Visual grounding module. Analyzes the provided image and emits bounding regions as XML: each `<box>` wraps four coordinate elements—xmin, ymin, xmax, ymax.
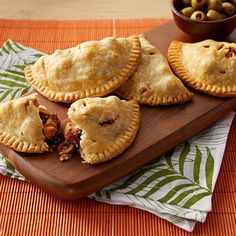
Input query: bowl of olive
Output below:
<box><xmin>171</xmin><ymin>0</ymin><xmax>236</xmax><ymax>39</ymax></box>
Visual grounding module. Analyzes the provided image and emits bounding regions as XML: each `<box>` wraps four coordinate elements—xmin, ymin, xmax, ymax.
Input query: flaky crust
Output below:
<box><xmin>116</xmin><ymin>36</ymin><xmax>193</xmax><ymax>105</ymax></box>
<box><xmin>68</xmin><ymin>96</ymin><xmax>140</xmax><ymax>164</ymax></box>
<box><xmin>168</xmin><ymin>40</ymin><xmax>236</xmax><ymax>97</ymax></box>
<box><xmin>0</xmin><ymin>94</ymin><xmax>48</xmax><ymax>153</ymax></box>
<box><xmin>25</xmin><ymin>36</ymin><xmax>141</xmax><ymax>103</ymax></box>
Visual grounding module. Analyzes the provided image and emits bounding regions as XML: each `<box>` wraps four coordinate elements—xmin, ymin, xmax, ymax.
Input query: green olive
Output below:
<box><xmin>181</xmin><ymin>7</ymin><xmax>195</xmax><ymax>17</ymax></box>
<box><xmin>207</xmin><ymin>0</ymin><xmax>223</xmax><ymax>12</ymax></box>
<box><xmin>207</xmin><ymin>9</ymin><xmax>223</xmax><ymax>20</ymax></box>
<box><xmin>191</xmin><ymin>0</ymin><xmax>207</xmax><ymax>10</ymax></box>
<box><xmin>222</xmin><ymin>2</ymin><xmax>235</xmax><ymax>16</ymax></box>
<box><xmin>220</xmin><ymin>13</ymin><xmax>227</xmax><ymax>18</ymax></box>
<box><xmin>182</xmin><ymin>0</ymin><xmax>192</xmax><ymax>6</ymax></box>
<box><xmin>190</xmin><ymin>10</ymin><xmax>207</xmax><ymax>20</ymax></box>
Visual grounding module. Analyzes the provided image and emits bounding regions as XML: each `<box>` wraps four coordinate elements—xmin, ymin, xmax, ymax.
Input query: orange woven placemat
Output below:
<box><xmin>0</xmin><ymin>19</ymin><xmax>235</xmax><ymax>236</ymax></box>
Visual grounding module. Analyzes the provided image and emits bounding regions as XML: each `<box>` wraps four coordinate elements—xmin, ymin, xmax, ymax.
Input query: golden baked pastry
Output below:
<box><xmin>115</xmin><ymin>36</ymin><xmax>193</xmax><ymax>105</ymax></box>
<box><xmin>25</xmin><ymin>36</ymin><xmax>141</xmax><ymax>103</ymax></box>
<box><xmin>0</xmin><ymin>94</ymin><xmax>61</xmax><ymax>153</ymax></box>
<box><xmin>168</xmin><ymin>40</ymin><xmax>236</xmax><ymax>97</ymax></box>
<box><xmin>66</xmin><ymin>96</ymin><xmax>140</xmax><ymax>164</ymax></box>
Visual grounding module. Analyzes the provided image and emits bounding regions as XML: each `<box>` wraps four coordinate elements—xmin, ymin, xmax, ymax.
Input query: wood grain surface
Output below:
<box><xmin>0</xmin><ymin>21</ymin><xmax>236</xmax><ymax>200</ymax></box>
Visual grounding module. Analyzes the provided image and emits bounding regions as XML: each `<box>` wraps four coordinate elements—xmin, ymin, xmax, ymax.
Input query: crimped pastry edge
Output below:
<box><xmin>0</xmin><ymin>131</ymin><xmax>48</xmax><ymax>153</ymax></box>
<box><xmin>115</xmin><ymin>89</ymin><xmax>193</xmax><ymax>106</ymax></box>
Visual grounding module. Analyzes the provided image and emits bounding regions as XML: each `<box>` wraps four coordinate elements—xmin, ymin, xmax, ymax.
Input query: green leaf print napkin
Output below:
<box><xmin>0</xmin><ymin>39</ymin><xmax>235</xmax><ymax>232</ymax></box>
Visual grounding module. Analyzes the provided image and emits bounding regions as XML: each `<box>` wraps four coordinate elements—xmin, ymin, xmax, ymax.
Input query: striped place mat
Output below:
<box><xmin>0</xmin><ymin>19</ymin><xmax>235</xmax><ymax>236</ymax></box>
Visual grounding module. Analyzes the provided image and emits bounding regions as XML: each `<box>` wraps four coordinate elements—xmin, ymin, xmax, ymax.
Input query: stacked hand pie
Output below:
<box><xmin>25</xmin><ymin>35</ymin><xmax>141</xmax><ymax>103</ymax></box>
<box><xmin>0</xmin><ymin>35</ymin><xmax>234</xmax><ymax>164</ymax></box>
<box><xmin>115</xmin><ymin>36</ymin><xmax>193</xmax><ymax>105</ymax></box>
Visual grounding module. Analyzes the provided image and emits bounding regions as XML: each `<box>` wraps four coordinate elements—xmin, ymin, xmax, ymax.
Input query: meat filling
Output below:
<box><xmin>57</xmin><ymin>122</ymin><xmax>82</xmax><ymax>161</ymax></box>
<box><xmin>39</xmin><ymin>106</ymin><xmax>81</xmax><ymax>161</ymax></box>
<box><xmin>39</xmin><ymin>106</ymin><xmax>63</xmax><ymax>152</ymax></box>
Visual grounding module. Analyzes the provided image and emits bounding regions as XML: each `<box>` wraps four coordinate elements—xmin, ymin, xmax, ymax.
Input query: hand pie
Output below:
<box><xmin>168</xmin><ymin>40</ymin><xmax>236</xmax><ymax>97</ymax></box>
<box><xmin>0</xmin><ymin>94</ymin><xmax>61</xmax><ymax>153</ymax></box>
<box><xmin>66</xmin><ymin>96</ymin><xmax>140</xmax><ymax>164</ymax></box>
<box><xmin>115</xmin><ymin>36</ymin><xmax>193</xmax><ymax>105</ymax></box>
<box><xmin>25</xmin><ymin>36</ymin><xmax>141</xmax><ymax>103</ymax></box>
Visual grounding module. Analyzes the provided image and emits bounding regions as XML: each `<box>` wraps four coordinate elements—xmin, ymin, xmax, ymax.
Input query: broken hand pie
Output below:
<box><xmin>25</xmin><ymin>36</ymin><xmax>141</xmax><ymax>103</ymax></box>
<box><xmin>67</xmin><ymin>96</ymin><xmax>140</xmax><ymax>164</ymax></box>
<box><xmin>115</xmin><ymin>36</ymin><xmax>193</xmax><ymax>105</ymax></box>
<box><xmin>0</xmin><ymin>94</ymin><xmax>60</xmax><ymax>153</ymax></box>
<box><xmin>168</xmin><ymin>40</ymin><xmax>236</xmax><ymax>97</ymax></box>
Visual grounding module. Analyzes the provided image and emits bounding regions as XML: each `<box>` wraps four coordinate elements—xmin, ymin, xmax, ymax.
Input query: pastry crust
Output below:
<box><xmin>67</xmin><ymin>96</ymin><xmax>141</xmax><ymax>164</ymax></box>
<box><xmin>116</xmin><ymin>36</ymin><xmax>193</xmax><ymax>105</ymax></box>
<box><xmin>0</xmin><ymin>94</ymin><xmax>49</xmax><ymax>153</ymax></box>
<box><xmin>168</xmin><ymin>40</ymin><xmax>236</xmax><ymax>97</ymax></box>
<box><xmin>25</xmin><ymin>36</ymin><xmax>141</xmax><ymax>103</ymax></box>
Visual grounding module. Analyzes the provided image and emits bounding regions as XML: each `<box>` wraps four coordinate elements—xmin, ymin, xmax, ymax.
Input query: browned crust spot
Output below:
<box><xmin>25</xmin><ymin>36</ymin><xmax>142</xmax><ymax>103</ymax></box>
<box><xmin>167</xmin><ymin>41</ymin><xmax>236</xmax><ymax>97</ymax></box>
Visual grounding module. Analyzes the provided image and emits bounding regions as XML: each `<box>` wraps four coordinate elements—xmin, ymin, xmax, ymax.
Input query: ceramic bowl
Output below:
<box><xmin>171</xmin><ymin>0</ymin><xmax>236</xmax><ymax>39</ymax></box>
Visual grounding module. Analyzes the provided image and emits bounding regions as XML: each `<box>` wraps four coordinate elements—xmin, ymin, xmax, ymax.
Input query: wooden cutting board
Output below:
<box><xmin>1</xmin><ymin>20</ymin><xmax>236</xmax><ymax>200</ymax></box>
